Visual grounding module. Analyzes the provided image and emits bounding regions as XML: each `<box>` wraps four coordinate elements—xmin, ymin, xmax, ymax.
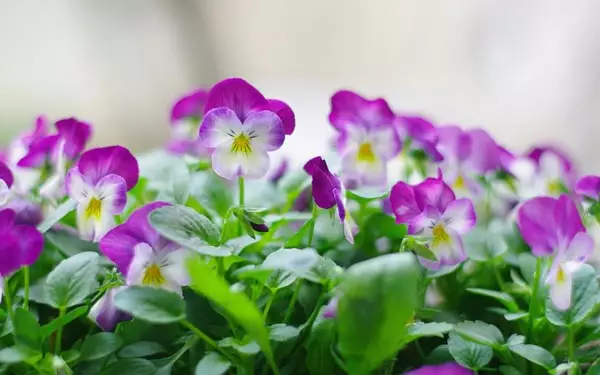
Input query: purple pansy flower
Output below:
<box><xmin>517</xmin><ymin>195</ymin><xmax>594</xmax><ymax>310</ymax></box>
<box><xmin>304</xmin><ymin>156</ymin><xmax>356</xmax><ymax>244</ymax></box>
<box><xmin>395</xmin><ymin>116</ymin><xmax>443</xmax><ymax>162</ymax></box>
<box><xmin>390</xmin><ymin>171</ymin><xmax>476</xmax><ymax>270</ymax></box>
<box><xmin>7</xmin><ymin>116</ymin><xmax>50</xmax><ymax>193</ymax></box>
<box><xmin>576</xmin><ymin>175</ymin><xmax>600</xmax><ymax>201</ymax></box>
<box><xmin>88</xmin><ymin>286</ymin><xmax>131</xmax><ymax>331</ymax></box>
<box><xmin>198</xmin><ymin>78</ymin><xmax>294</xmax><ymax>180</ymax></box>
<box><xmin>0</xmin><ymin>161</ymin><xmax>14</xmax><ymax>206</ymax></box>
<box><xmin>405</xmin><ymin>362</ymin><xmax>473</xmax><ymax>375</ymax></box>
<box><xmin>168</xmin><ymin>89</ymin><xmax>212</xmax><ymax>157</ymax></box>
<box><xmin>5</xmin><ymin>198</ymin><xmax>43</xmax><ymax>226</ymax></box>
<box><xmin>329</xmin><ymin>90</ymin><xmax>400</xmax><ymax>186</ymax></box>
<box><xmin>66</xmin><ymin>146</ymin><xmax>139</xmax><ymax>242</ymax></box>
<box><xmin>0</xmin><ymin>209</ymin><xmax>44</xmax><ymax>302</ymax></box>
<box><xmin>100</xmin><ymin>202</ymin><xmax>191</xmax><ymax>295</ymax></box>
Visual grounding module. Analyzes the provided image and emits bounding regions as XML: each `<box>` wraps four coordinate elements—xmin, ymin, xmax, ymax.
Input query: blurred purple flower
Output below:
<box><xmin>390</xmin><ymin>171</ymin><xmax>476</xmax><ymax>269</ymax></box>
<box><xmin>88</xmin><ymin>286</ymin><xmax>131</xmax><ymax>331</ymax></box>
<box><xmin>167</xmin><ymin>89</ymin><xmax>212</xmax><ymax>157</ymax></box>
<box><xmin>322</xmin><ymin>296</ymin><xmax>338</xmax><ymax>319</ymax></box>
<box><xmin>517</xmin><ymin>195</ymin><xmax>593</xmax><ymax>310</ymax></box>
<box><xmin>0</xmin><ymin>161</ymin><xmax>14</xmax><ymax>206</ymax></box>
<box><xmin>576</xmin><ymin>175</ymin><xmax>600</xmax><ymax>201</ymax></box>
<box><xmin>329</xmin><ymin>90</ymin><xmax>400</xmax><ymax>186</ymax></box>
<box><xmin>267</xmin><ymin>158</ymin><xmax>289</xmax><ymax>184</ymax></box>
<box><xmin>395</xmin><ymin>116</ymin><xmax>443</xmax><ymax>162</ymax></box>
<box><xmin>405</xmin><ymin>362</ymin><xmax>473</xmax><ymax>375</ymax></box>
<box><xmin>4</xmin><ymin>198</ymin><xmax>43</xmax><ymax>226</ymax></box>
<box><xmin>66</xmin><ymin>146</ymin><xmax>139</xmax><ymax>242</ymax></box>
<box><xmin>198</xmin><ymin>78</ymin><xmax>293</xmax><ymax>180</ymax></box>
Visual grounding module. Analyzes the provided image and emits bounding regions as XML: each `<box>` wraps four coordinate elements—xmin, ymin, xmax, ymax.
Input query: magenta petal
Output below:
<box><xmin>329</xmin><ymin>90</ymin><xmax>395</xmax><ymax>131</ymax></box>
<box><xmin>554</xmin><ymin>195</ymin><xmax>584</xmax><ymax>243</ymax></box>
<box><xmin>171</xmin><ymin>89</ymin><xmax>208</xmax><ymax>123</ymax></box>
<box><xmin>204</xmin><ymin>78</ymin><xmax>268</xmax><ymax>121</ymax></box>
<box><xmin>0</xmin><ymin>161</ymin><xmax>14</xmax><ymax>188</ymax></box>
<box><xmin>264</xmin><ymin>99</ymin><xmax>295</xmax><ymax>135</ymax></box>
<box><xmin>437</xmin><ymin>125</ymin><xmax>471</xmax><ymax>162</ymax></box>
<box><xmin>17</xmin><ymin>134</ymin><xmax>59</xmax><ymax>168</ymax></box>
<box><xmin>13</xmin><ymin>225</ymin><xmax>43</xmax><ymax>266</ymax></box>
<box><xmin>5</xmin><ymin>199</ymin><xmax>43</xmax><ymax>226</ymax></box>
<box><xmin>528</xmin><ymin>146</ymin><xmax>574</xmax><ymax>173</ymax></box>
<box><xmin>304</xmin><ymin>157</ymin><xmax>341</xmax><ymax>210</ymax></box>
<box><xmin>0</xmin><ymin>233</ymin><xmax>22</xmax><ymax>276</ymax></box>
<box><xmin>465</xmin><ymin>129</ymin><xmax>500</xmax><ymax>173</ymax></box>
<box><xmin>0</xmin><ymin>209</ymin><xmax>17</xmax><ymax>233</ymax></box>
<box><xmin>77</xmin><ymin>146</ymin><xmax>139</xmax><ymax>190</ymax></box>
<box><xmin>390</xmin><ymin>181</ymin><xmax>421</xmax><ymax>224</ymax></box>
<box><xmin>406</xmin><ymin>362</ymin><xmax>473</xmax><ymax>375</ymax></box>
<box><xmin>576</xmin><ymin>175</ymin><xmax>600</xmax><ymax>200</ymax></box>
<box><xmin>90</xmin><ymin>286</ymin><xmax>131</xmax><ymax>331</ymax></box>
<box><xmin>414</xmin><ymin>177</ymin><xmax>455</xmax><ymax>213</ymax></box>
<box><xmin>55</xmin><ymin>118</ymin><xmax>93</xmax><ymax>159</ymax></box>
<box><xmin>517</xmin><ymin>197</ymin><xmax>558</xmax><ymax>256</ymax></box>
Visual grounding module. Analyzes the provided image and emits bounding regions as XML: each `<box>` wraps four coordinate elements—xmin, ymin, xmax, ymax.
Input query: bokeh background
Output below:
<box><xmin>2</xmin><ymin>0</ymin><xmax>600</xmax><ymax>171</ymax></box>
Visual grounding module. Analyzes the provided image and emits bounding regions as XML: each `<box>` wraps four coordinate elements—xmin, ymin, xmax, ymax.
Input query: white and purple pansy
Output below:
<box><xmin>168</xmin><ymin>88</ymin><xmax>211</xmax><ymax>157</ymax></box>
<box><xmin>198</xmin><ymin>78</ymin><xmax>294</xmax><ymax>180</ymax></box>
<box><xmin>66</xmin><ymin>146</ymin><xmax>139</xmax><ymax>242</ymax></box>
<box><xmin>329</xmin><ymin>90</ymin><xmax>401</xmax><ymax>186</ymax></box>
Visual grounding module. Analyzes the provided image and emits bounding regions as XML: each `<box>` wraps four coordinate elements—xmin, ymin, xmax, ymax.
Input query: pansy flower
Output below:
<box><xmin>390</xmin><ymin>171</ymin><xmax>476</xmax><ymax>269</ymax></box>
<box><xmin>575</xmin><ymin>175</ymin><xmax>600</xmax><ymax>202</ymax></box>
<box><xmin>406</xmin><ymin>362</ymin><xmax>473</xmax><ymax>375</ymax></box>
<box><xmin>66</xmin><ymin>146</ymin><xmax>139</xmax><ymax>242</ymax></box>
<box><xmin>100</xmin><ymin>202</ymin><xmax>191</xmax><ymax>295</ymax></box>
<box><xmin>168</xmin><ymin>89</ymin><xmax>211</xmax><ymax>157</ymax></box>
<box><xmin>517</xmin><ymin>195</ymin><xmax>594</xmax><ymax>310</ymax></box>
<box><xmin>89</xmin><ymin>286</ymin><xmax>131</xmax><ymax>332</ymax></box>
<box><xmin>198</xmin><ymin>78</ymin><xmax>294</xmax><ymax>180</ymax></box>
<box><xmin>395</xmin><ymin>115</ymin><xmax>443</xmax><ymax>162</ymax></box>
<box><xmin>329</xmin><ymin>90</ymin><xmax>400</xmax><ymax>186</ymax></box>
<box><xmin>304</xmin><ymin>156</ymin><xmax>356</xmax><ymax>244</ymax></box>
<box><xmin>0</xmin><ymin>209</ymin><xmax>44</xmax><ymax>302</ymax></box>
<box><xmin>0</xmin><ymin>161</ymin><xmax>14</xmax><ymax>206</ymax></box>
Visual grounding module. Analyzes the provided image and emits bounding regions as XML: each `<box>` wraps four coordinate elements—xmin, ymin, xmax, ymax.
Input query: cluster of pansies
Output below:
<box><xmin>0</xmin><ymin>77</ymin><xmax>600</xmax><ymax>375</ymax></box>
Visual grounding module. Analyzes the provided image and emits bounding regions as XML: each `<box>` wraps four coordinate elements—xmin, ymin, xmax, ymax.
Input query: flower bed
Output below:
<box><xmin>0</xmin><ymin>78</ymin><xmax>599</xmax><ymax>374</ymax></box>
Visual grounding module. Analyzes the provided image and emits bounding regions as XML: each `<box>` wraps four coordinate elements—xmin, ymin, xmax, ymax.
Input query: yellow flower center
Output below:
<box><xmin>231</xmin><ymin>133</ymin><xmax>252</xmax><ymax>154</ymax></box>
<box><xmin>454</xmin><ymin>175</ymin><xmax>466</xmax><ymax>190</ymax></box>
<box><xmin>85</xmin><ymin>197</ymin><xmax>102</xmax><ymax>220</ymax></box>
<box><xmin>556</xmin><ymin>265</ymin><xmax>566</xmax><ymax>284</ymax></box>
<box><xmin>431</xmin><ymin>224</ymin><xmax>450</xmax><ymax>247</ymax></box>
<box><xmin>357</xmin><ymin>142</ymin><xmax>376</xmax><ymax>163</ymax></box>
<box><xmin>547</xmin><ymin>179</ymin><xmax>563</xmax><ymax>195</ymax></box>
<box><xmin>142</xmin><ymin>263</ymin><xmax>166</xmax><ymax>286</ymax></box>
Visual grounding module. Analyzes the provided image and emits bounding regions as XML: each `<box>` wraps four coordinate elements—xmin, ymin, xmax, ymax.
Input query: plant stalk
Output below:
<box><xmin>526</xmin><ymin>258</ymin><xmax>543</xmax><ymax>344</ymax></box>
<box><xmin>181</xmin><ymin>320</ymin><xmax>236</xmax><ymax>363</ymax></box>
<box><xmin>3</xmin><ymin>277</ymin><xmax>14</xmax><ymax>327</ymax></box>
<box><xmin>55</xmin><ymin>307</ymin><xmax>66</xmax><ymax>354</ymax></box>
<box><xmin>23</xmin><ymin>267</ymin><xmax>30</xmax><ymax>310</ymax></box>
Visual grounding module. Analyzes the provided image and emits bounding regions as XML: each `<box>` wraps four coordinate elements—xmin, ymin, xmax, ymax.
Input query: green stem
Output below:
<box><xmin>283</xmin><ymin>280</ymin><xmax>302</xmax><ymax>323</ymax></box>
<box><xmin>526</xmin><ymin>258</ymin><xmax>543</xmax><ymax>344</ymax></box>
<box><xmin>307</xmin><ymin>204</ymin><xmax>318</xmax><ymax>247</ymax></box>
<box><xmin>55</xmin><ymin>307</ymin><xmax>66</xmax><ymax>354</ymax></box>
<box><xmin>22</xmin><ymin>267</ymin><xmax>30</xmax><ymax>310</ymax></box>
<box><xmin>238</xmin><ymin>177</ymin><xmax>245</xmax><ymax>207</ymax></box>
<box><xmin>3</xmin><ymin>277</ymin><xmax>14</xmax><ymax>327</ymax></box>
<box><xmin>492</xmin><ymin>261</ymin><xmax>506</xmax><ymax>292</ymax></box>
<box><xmin>181</xmin><ymin>320</ymin><xmax>236</xmax><ymax>363</ymax></box>
<box><xmin>262</xmin><ymin>291</ymin><xmax>277</xmax><ymax>322</ymax></box>
<box><xmin>568</xmin><ymin>326</ymin><xmax>577</xmax><ymax>374</ymax></box>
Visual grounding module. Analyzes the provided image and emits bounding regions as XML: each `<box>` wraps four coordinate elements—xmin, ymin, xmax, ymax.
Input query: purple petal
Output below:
<box><xmin>17</xmin><ymin>134</ymin><xmax>59</xmax><ymax>168</ymax></box>
<box><xmin>554</xmin><ymin>195</ymin><xmax>585</xmax><ymax>244</ymax></box>
<box><xmin>243</xmin><ymin>110</ymin><xmax>285</xmax><ymax>151</ymax></box>
<box><xmin>66</xmin><ymin>168</ymin><xmax>92</xmax><ymax>202</ymax></box>
<box><xmin>517</xmin><ymin>197</ymin><xmax>559</xmax><ymax>256</ymax></box>
<box><xmin>437</xmin><ymin>125</ymin><xmax>471</xmax><ymax>163</ymax></box>
<box><xmin>5</xmin><ymin>199</ymin><xmax>43</xmax><ymax>226</ymax></box>
<box><xmin>267</xmin><ymin>158</ymin><xmax>288</xmax><ymax>184</ymax></box>
<box><xmin>406</xmin><ymin>362</ymin><xmax>473</xmax><ymax>375</ymax></box>
<box><xmin>576</xmin><ymin>175</ymin><xmax>600</xmax><ymax>200</ymax></box>
<box><xmin>528</xmin><ymin>146</ymin><xmax>574</xmax><ymax>173</ymax></box>
<box><xmin>0</xmin><ymin>233</ymin><xmax>22</xmax><ymax>276</ymax></box>
<box><xmin>323</xmin><ymin>296</ymin><xmax>338</xmax><ymax>319</ymax></box>
<box><xmin>204</xmin><ymin>78</ymin><xmax>268</xmax><ymax>121</ymax></box>
<box><xmin>414</xmin><ymin>176</ymin><xmax>455</xmax><ymax>213</ymax></box>
<box><xmin>96</xmin><ymin>174</ymin><xmax>128</xmax><ymax>215</ymax></box>
<box><xmin>199</xmin><ymin>108</ymin><xmax>242</xmax><ymax>148</ymax></box>
<box><xmin>171</xmin><ymin>89</ymin><xmax>208</xmax><ymax>123</ymax></box>
<box><xmin>304</xmin><ymin>157</ymin><xmax>341</xmax><ymax>210</ymax></box>
<box><xmin>55</xmin><ymin>118</ymin><xmax>93</xmax><ymax>159</ymax></box>
<box><xmin>77</xmin><ymin>146</ymin><xmax>139</xmax><ymax>190</ymax></box>
<box><xmin>89</xmin><ymin>286</ymin><xmax>131</xmax><ymax>331</ymax></box>
<box><xmin>565</xmin><ymin>232</ymin><xmax>594</xmax><ymax>263</ymax></box>
<box><xmin>390</xmin><ymin>181</ymin><xmax>421</xmax><ymax>224</ymax></box>
<box><xmin>12</xmin><ymin>225</ymin><xmax>43</xmax><ymax>266</ymax></box>
<box><xmin>396</xmin><ymin>115</ymin><xmax>444</xmax><ymax>162</ymax></box>
<box><xmin>442</xmin><ymin>198</ymin><xmax>476</xmax><ymax>234</ymax></box>
<box><xmin>263</xmin><ymin>99</ymin><xmax>295</xmax><ymax>135</ymax></box>
<box><xmin>0</xmin><ymin>209</ymin><xmax>16</xmax><ymax>234</ymax></box>
<box><xmin>99</xmin><ymin>202</ymin><xmax>170</xmax><ymax>275</ymax></box>
<box><xmin>0</xmin><ymin>161</ymin><xmax>14</xmax><ymax>188</ymax></box>
<box><xmin>329</xmin><ymin>90</ymin><xmax>395</xmax><ymax>131</ymax></box>
<box><xmin>498</xmin><ymin>145</ymin><xmax>516</xmax><ymax>172</ymax></box>
<box><xmin>465</xmin><ymin>129</ymin><xmax>500</xmax><ymax>174</ymax></box>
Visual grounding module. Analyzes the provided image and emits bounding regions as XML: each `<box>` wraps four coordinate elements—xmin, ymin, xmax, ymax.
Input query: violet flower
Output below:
<box><xmin>395</xmin><ymin>116</ymin><xmax>443</xmax><ymax>162</ymax></box>
<box><xmin>304</xmin><ymin>156</ymin><xmax>356</xmax><ymax>244</ymax></box>
<box><xmin>517</xmin><ymin>195</ymin><xmax>594</xmax><ymax>310</ymax></box>
<box><xmin>99</xmin><ymin>202</ymin><xmax>191</xmax><ymax>295</ymax></box>
<box><xmin>0</xmin><ymin>209</ymin><xmax>44</xmax><ymax>302</ymax></box>
<box><xmin>168</xmin><ymin>89</ymin><xmax>212</xmax><ymax>157</ymax></box>
<box><xmin>575</xmin><ymin>175</ymin><xmax>600</xmax><ymax>201</ymax></box>
<box><xmin>329</xmin><ymin>90</ymin><xmax>400</xmax><ymax>186</ymax></box>
<box><xmin>405</xmin><ymin>362</ymin><xmax>473</xmax><ymax>375</ymax></box>
<box><xmin>66</xmin><ymin>146</ymin><xmax>139</xmax><ymax>242</ymax></box>
<box><xmin>198</xmin><ymin>78</ymin><xmax>294</xmax><ymax>180</ymax></box>
<box><xmin>0</xmin><ymin>161</ymin><xmax>14</xmax><ymax>206</ymax></box>
<box><xmin>88</xmin><ymin>286</ymin><xmax>131</xmax><ymax>331</ymax></box>
<box><xmin>390</xmin><ymin>171</ymin><xmax>476</xmax><ymax>270</ymax></box>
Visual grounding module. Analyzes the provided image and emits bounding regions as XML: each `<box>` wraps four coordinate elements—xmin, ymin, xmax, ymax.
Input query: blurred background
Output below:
<box><xmin>2</xmin><ymin>0</ymin><xmax>600</xmax><ymax>171</ymax></box>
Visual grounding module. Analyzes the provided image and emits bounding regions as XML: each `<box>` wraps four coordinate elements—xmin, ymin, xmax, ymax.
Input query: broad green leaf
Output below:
<box><xmin>499</xmin><ymin>365</ymin><xmax>524</xmax><ymax>375</ymax></box>
<box><xmin>588</xmin><ymin>359</ymin><xmax>600</xmax><ymax>375</ymax></box>
<box><xmin>337</xmin><ymin>253</ymin><xmax>421</xmax><ymax>375</ymax></box>
<box><xmin>466</xmin><ymin>288</ymin><xmax>519</xmax><ymax>311</ymax></box>
<box><xmin>507</xmin><ymin>334</ymin><xmax>526</xmax><ymax>346</ymax></box>
<box><xmin>187</xmin><ymin>257</ymin><xmax>275</xmax><ymax>369</ymax></box>
<box><xmin>40</xmin><ymin>305</ymin><xmax>88</xmax><ymax>338</ymax></box>
<box><xmin>0</xmin><ymin>346</ymin><xmax>40</xmax><ymax>364</ymax></box>
<box><xmin>509</xmin><ymin>344</ymin><xmax>556</xmax><ymax>370</ymax></box>
<box><xmin>306</xmin><ymin>313</ymin><xmax>337</xmax><ymax>375</ymax></box>
<box><xmin>149</xmin><ymin>205</ymin><xmax>227</xmax><ymax>256</ymax></box>
<box><xmin>45</xmin><ymin>252</ymin><xmax>100</xmax><ymax>308</ymax></box>
<box><xmin>262</xmin><ymin>248</ymin><xmax>321</xmax><ymax>281</ymax></box>
<box><xmin>550</xmin><ymin>363</ymin><xmax>575</xmax><ymax>375</ymax></box>
<box><xmin>269</xmin><ymin>324</ymin><xmax>301</xmax><ymax>342</ymax></box>
<box><xmin>100</xmin><ymin>358</ymin><xmax>156</xmax><ymax>375</ymax></box>
<box><xmin>405</xmin><ymin>322</ymin><xmax>453</xmax><ymax>341</ymax></box>
<box><xmin>504</xmin><ymin>312</ymin><xmax>528</xmax><ymax>322</ymax></box>
<box><xmin>114</xmin><ymin>286</ymin><xmax>185</xmax><ymax>324</ymax></box>
<box><xmin>464</xmin><ymin>228</ymin><xmax>507</xmax><ymax>261</ymax></box>
<box><xmin>13</xmin><ymin>308</ymin><xmax>42</xmax><ymax>351</ymax></box>
<box><xmin>426</xmin><ymin>344</ymin><xmax>454</xmax><ymax>364</ymax></box>
<box><xmin>118</xmin><ymin>342</ymin><xmax>166</xmax><ymax>358</ymax></box>
<box><xmin>401</xmin><ymin>237</ymin><xmax>437</xmax><ymax>261</ymax></box>
<box><xmin>346</xmin><ymin>186</ymin><xmax>388</xmax><ymax>203</ymax></box>
<box><xmin>448</xmin><ymin>331</ymin><xmax>493</xmax><ymax>370</ymax></box>
<box><xmin>218</xmin><ymin>338</ymin><xmax>260</xmax><ymax>355</ymax></box>
<box><xmin>426</xmin><ymin>264</ymin><xmax>460</xmax><ymax>279</ymax></box>
<box><xmin>79</xmin><ymin>333</ymin><xmax>123</xmax><ymax>362</ymax></box>
<box><xmin>518</xmin><ymin>253</ymin><xmax>537</xmax><ymax>284</ymax></box>
<box><xmin>189</xmin><ymin>172</ymin><xmax>233</xmax><ymax>217</ymax></box>
<box><xmin>454</xmin><ymin>321</ymin><xmax>504</xmax><ymax>349</ymax></box>
<box><xmin>545</xmin><ymin>264</ymin><xmax>600</xmax><ymax>326</ymax></box>
<box><xmin>45</xmin><ymin>230</ymin><xmax>98</xmax><ymax>258</ymax></box>
<box><xmin>284</xmin><ymin>218</ymin><xmax>314</xmax><ymax>248</ymax></box>
<box><xmin>37</xmin><ymin>199</ymin><xmax>77</xmax><ymax>233</ymax></box>
<box><xmin>194</xmin><ymin>352</ymin><xmax>231</xmax><ymax>375</ymax></box>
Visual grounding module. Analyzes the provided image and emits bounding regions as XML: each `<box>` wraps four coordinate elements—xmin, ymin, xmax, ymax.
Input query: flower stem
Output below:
<box><xmin>307</xmin><ymin>204</ymin><xmax>318</xmax><ymax>247</ymax></box>
<box><xmin>238</xmin><ymin>177</ymin><xmax>245</xmax><ymax>207</ymax></box>
<box><xmin>181</xmin><ymin>320</ymin><xmax>236</xmax><ymax>363</ymax></box>
<box><xmin>55</xmin><ymin>307</ymin><xmax>66</xmax><ymax>354</ymax></box>
<box><xmin>262</xmin><ymin>290</ymin><xmax>277</xmax><ymax>322</ymax></box>
<box><xmin>526</xmin><ymin>258</ymin><xmax>543</xmax><ymax>343</ymax></box>
<box><xmin>492</xmin><ymin>260</ymin><xmax>506</xmax><ymax>292</ymax></box>
<box><xmin>23</xmin><ymin>267</ymin><xmax>30</xmax><ymax>310</ymax></box>
<box><xmin>283</xmin><ymin>280</ymin><xmax>302</xmax><ymax>323</ymax></box>
<box><xmin>3</xmin><ymin>277</ymin><xmax>14</xmax><ymax>327</ymax></box>
<box><xmin>568</xmin><ymin>326</ymin><xmax>577</xmax><ymax>374</ymax></box>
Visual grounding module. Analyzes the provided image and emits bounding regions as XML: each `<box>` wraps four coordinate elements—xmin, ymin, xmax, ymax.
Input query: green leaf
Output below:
<box><xmin>118</xmin><ymin>342</ymin><xmax>166</xmax><ymax>358</ymax></box>
<box><xmin>464</xmin><ymin>228</ymin><xmax>507</xmax><ymax>261</ymax></box>
<box><xmin>149</xmin><ymin>205</ymin><xmax>226</xmax><ymax>256</ymax></box>
<box><xmin>79</xmin><ymin>333</ymin><xmax>123</xmax><ymax>362</ymax></box>
<box><xmin>45</xmin><ymin>252</ymin><xmax>100</xmax><ymax>308</ymax></box>
<box><xmin>454</xmin><ymin>321</ymin><xmax>504</xmax><ymax>349</ymax></box>
<box><xmin>337</xmin><ymin>253</ymin><xmax>421</xmax><ymax>375</ymax></box>
<box><xmin>218</xmin><ymin>338</ymin><xmax>260</xmax><ymax>355</ymax></box>
<box><xmin>507</xmin><ymin>334</ymin><xmax>526</xmax><ymax>346</ymax></box>
<box><xmin>405</xmin><ymin>322</ymin><xmax>453</xmax><ymax>341</ymax></box>
<box><xmin>426</xmin><ymin>264</ymin><xmax>461</xmax><ymax>279</ymax></box>
<box><xmin>114</xmin><ymin>286</ymin><xmax>185</xmax><ymax>324</ymax></box>
<box><xmin>262</xmin><ymin>248</ymin><xmax>321</xmax><ymax>282</ymax></box>
<box><xmin>13</xmin><ymin>308</ymin><xmax>42</xmax><ymax>351</ymax></box>
<box><xmin>550</xmin><ymin>363</ymin><xmax>575</xmax><ymax>375</ymax></box>
<box><xmin>545</xmin><ymin>264</ymin><xmax>600</xmax><ymax>326</ymax></box>
<box><xmin>190</xmin><ymin>172</ymin><xmax>233</xmax><ymax>217</ymax></box>
<box><xmin>401</xmin><ymin>237</ymin><xmax>437</xmax><ymax>261</ymax></box>
<box><xmin>186</xmin><ymin>257</ymin><xmax>275</xmax><ymax>369</ymax></box>
<box><xmin>45</xmin><ymin>230</ymin><xmax>98</xmax><ymax>258</ymax></box>
<box><xmin>448</xmin><ymin>331</ymin><xmax>493</xmax><ymax>370</ymax></box>
<box><xmin>0</xmin><ymin>346</ymin><xmax>40</xmax><ymax>364</ymax></box>
<box><xmin>509</xmin><ymin>344</ymin><xmax>556</xmax><ymax>370</ymax></box>
<box><xmin>269</xmin><ymin>324</ymin><xmax>301</xmax><ymax>342</ymax></box>
<box><xmin>172</xmin><ymin>167</ymin><xmax>191</xmax><ymax>205</ymax></box>
<box><xmin>466</xmin><ymin>288</ymin><xmax>519</xmax><ymax>311</ymax></box>
<box><xmin>499</xmin><ymin>365</ymin><xmax>524</xmax><ymax>375</ymax></box>
<box><xmin>346</xmin><ymin>186</ymin><xmax>388</xmax><ymax>203</ymax></box>
<box><xmin>588</xmin><ymin>359</ymin><xmax>600</xmax><ymax>375</ymax></box>
<box><xmin>518</xmin><ymin>253</ymin><xmax>537</xmax><ymax>284</ymax></box>
<box><xmin>40</xmin><ymin>305</ymin><xmax>88</xmax><ymax>338</ymax></box>
<box><xmin>194</xmin><ymin>352</ymin><xmax>231</xmax><ymax>375</ymax></box>
<box><xmin>504</xmin><ymin>312</ymin><xmax>529</xmax><ymax>322</ymax></box>
<box><xmin>100</xmin><ymin>358</ymin><xmax>156</xmax><ymax>375</ymax></box>
<box><xmin>284</xmin><ymin>218</ymin><xmax>314</xmax><ymax>248</ymax></box>
<box><xmin>37</xmin><ymin>199</ymin><xmax>77</xmax><ymax>233</ymax></box>
<box><xmin>306</xmin><ymin>312</ymin><xmax>337</xmax><ymax>375</ymax></box>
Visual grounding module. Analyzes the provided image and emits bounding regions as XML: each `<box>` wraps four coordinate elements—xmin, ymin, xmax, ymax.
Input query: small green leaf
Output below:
<box><xmin>79</xmin><ymin>333</ymin><xmax>123</xmax><ymax>362</ymax></box>
<box><xmin>504</xmin><ymin>312</ymin><xmax>528</xmax><ymax>322</ymax></box>
<box><xmin>37</xmin><ymin>199</ymin><xmax>77</xmax><ymax>233</ymax></box>
<box><xmin>0</xmin><ymin>346</ymin><xmax>40</xmax><ymax>364</ymax></box>
<box><xmin>464</xmin><ymin>228</ymin><xmax>507</xmax><ymax>261</ymax></box>
<box><xmin>588</xmin><ymin>359</ymin><xmax>600</xmax><ymax>375</ymax></box>
<box><xmin>507</xmin><ymin>334</ymin><xmax>526</xmax><ymax>346</ymax></box>
<box><xmin>194</xmin><ymin>352</ymin><xmax>231</xmax><ymax>375</ymax></box>
<box><xmin>401</xmin><ymin>237</ymin><xmax>437</xmax><ymax>261</ymax></box>
<box><xmin>13</xmin><ymin>308</ymin><xmax>42</xmax><ymax>351</ymax></box>
<box><xmin>45</xmin><ymin>252</ymin><xmax>100</xmax><ymax>308</ymax></box>
<box><xmin>454</xmin><ymin>321</ymin><xmax>504</xmax><ymax>348</ymax></box>
<box><xmin>405</xmin><ymin>322</ymin><xmax>453</xmax><ymax>341</ymax></box>
<box><xmin>426</xmin><ymin>264</ymin><xmax>461</xmax><ymax>279</ymax></box>
<box><xmin>100</xmin><ymin>358</ymin><xmax>156</xmax><ymax>375</ymax></box>
<box><xmin>306</xmin><ymin>313</ymin><xmax>337</xmax><ymax>375</ymax></box>
<box><xmin>448</xmin><ymin>331</ymin><xmax>493</xmax><ymax>370</ymax></box>
<box><xmin>346</xmin><ymin>187</ymin><xmax>388</xmax><ymax>203</ymax></box>
<box><xmin>284</xmin><ymin>218</ymin><xmax>314</xmax><ymax>248</ymax></box>
<box><xmin>118</xmin><ymin>342</ymin><xmax>165</xmax><ymax>358</ymax></box>
<box><xmin>262</xmin><ymin>248</ymin><xmax>321</xmax><ymax>282</ymax></box>
<box><xmin>509</xmin><ymin>344</ymin><xmax>556</xmax><ymax>370</ymax></box>
<box><xmin>269</xmin><ymin>324</ymin><xmax>301</xmax><ymax>342</ymax></box>
<box><xmin>114</xmin><ymin>286</ymin><xmax>185</xmax><ymax>324</ymax></box>
<box><xmin>218</xmin><ymin>338</ymin><xmax>260</xmax><ymax>355</ymax></box>
<box><xmin>550</xmin><ymin>363</ymin><xmax>575</xmax><ymax>375</ymax></box>
<box><xmin>40</xmin><ymin>305</ymin><xmax>88</xmax><ymax>338</ymax></box>
<box><xmin>467</xmin><ymin>288</ymin><xmax>519</xmax><ymax>311</ymax></box>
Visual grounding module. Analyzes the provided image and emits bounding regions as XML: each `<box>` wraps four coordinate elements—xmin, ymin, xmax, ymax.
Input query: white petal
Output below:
<box><xmin>39</xmin><ymin>173</ymin><xmax>64</xmax><ymax>200</ymax></box>
<box><xmin>509</xmin><ymin>158</ymin><xmax>537</xmax><ymax>182</ymax></box>
<box><xmin>539</xmin><ymin>152</ymin><xmax>564</xmax><ymax>179</ymax></box>
<box><xmin>212</xmin><ymin>143</ymin><xmax>270</xmax><ymax>180</ymax></box>
<box><xmin>368</xmin><ymin>126</ymin><xmax>399</xmax><ymax>160</ymax></box>
<box><xmin>549</xmin><ymin>265</ymin><xmax>573</xmax><ymax>311</ymax></box>
<box><xmin>76</xmin><ymin>199</ymin><xmax>96</xmax><ymax>241</ymax></box>
<box><xmin>67</xmin><ymin>169</ymin><xmax>92</xmax><ymax>202</ymax></box>
<box><xmin>126</xmin><ymin>243</ymin><xmax>155</xmax><ymax>286</ymax></box>
<box><xmin>93</xmin><ymin>207</ymin><xmax>116</xmax><ymax>242</ymax></box>
<box><xmin>442</xmin><ymin>198</ymin><xmax>476</xmax><ymax>234</ymax></box>
<box><xmin>0</xmin><ymin>180</ymin><xmax>10</xmax><ymax>206</ymax></box>
<box><xmin>160</xmin><ymin>249</ymin><xmax>191</xmax><ymax>287</ymax></box>
<box><xmin>565</xmin><ymin>232</ymin><xmax>594</xmax><ymax>263</ymax></box>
